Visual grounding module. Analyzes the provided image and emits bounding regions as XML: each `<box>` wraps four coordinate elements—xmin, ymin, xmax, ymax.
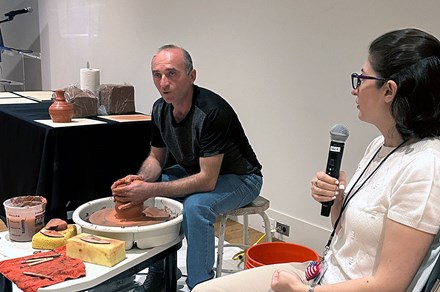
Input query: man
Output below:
<box><xmin>111</xmin><ymin>44</ymin><xmax>263</xmax><ymax>290</ymax></box>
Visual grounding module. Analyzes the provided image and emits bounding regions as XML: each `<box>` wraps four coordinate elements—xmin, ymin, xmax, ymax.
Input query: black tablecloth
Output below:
<box><xmin>0</xmin><ymin>102</ymin><xmax>151</xmax><ymax>220</ymax></box>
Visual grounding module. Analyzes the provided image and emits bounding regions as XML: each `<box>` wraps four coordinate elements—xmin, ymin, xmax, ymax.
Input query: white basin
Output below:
<box><xmin>72</xmin><ymin>197</ymin><xmax>183</xmax><ymax>250</ymax></box>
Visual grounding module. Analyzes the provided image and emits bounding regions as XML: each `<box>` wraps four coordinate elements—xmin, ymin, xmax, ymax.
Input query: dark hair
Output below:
<box><xmin>157</xmin><ymin>44</ymin><xmax>193</xmax><ymax>75</ymax></box>
<box><xmin>369</xmin><ymin>28</ymin><xmax>440</xmax><ymax>139</ymax></box>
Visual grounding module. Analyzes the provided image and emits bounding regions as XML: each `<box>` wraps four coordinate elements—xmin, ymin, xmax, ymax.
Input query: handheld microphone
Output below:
<box><xmin>4</xmin><ymin>7</ymin><xmax>33</xmax><ymax>20</ymax></box>
<box><xmin>320</xmin><ymin>124</ymin><xmax>349</xmax><ymax>217</ymax></box>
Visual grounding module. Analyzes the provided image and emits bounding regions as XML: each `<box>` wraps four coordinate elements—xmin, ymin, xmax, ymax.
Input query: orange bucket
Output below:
<box><xmin>245</xmin><ymin>242</ymin><xmax>319</xmax><ymax>269</ymax></box>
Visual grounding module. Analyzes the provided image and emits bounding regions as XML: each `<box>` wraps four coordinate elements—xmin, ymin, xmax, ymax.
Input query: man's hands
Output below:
<box><xmin>111</xmin><ymin>174</ymin><xmax>151</xmax><ymax>209</ymax></box>
<box><xmin>111</xmin><ymin>174</ymin><xmax>144</xmax><ymax>189</ymax></box>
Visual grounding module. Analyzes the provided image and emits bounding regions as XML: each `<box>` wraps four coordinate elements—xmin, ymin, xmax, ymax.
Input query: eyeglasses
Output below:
<box><xmin>351</xmin><ymin>73</ymin><xmax>386</xmax><ymax>89</ymax></box>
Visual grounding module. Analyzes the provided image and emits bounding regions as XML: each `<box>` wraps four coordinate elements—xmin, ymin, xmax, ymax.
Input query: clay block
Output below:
<box><xmin>99</xmin><ymin>84</ymin><xmax>135</xmax><ymax>115</ymax></box>
<box><xmin>65</xmin><ymin>86</ymin><xmax>98</xmax><ymax>118</ymax></box>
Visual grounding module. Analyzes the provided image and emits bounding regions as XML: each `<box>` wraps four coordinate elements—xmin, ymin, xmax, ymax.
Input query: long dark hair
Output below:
<box><xmin>369</xmin><ymin>28</ymin><xmax>440</xmax><ymax>139</ymax></box>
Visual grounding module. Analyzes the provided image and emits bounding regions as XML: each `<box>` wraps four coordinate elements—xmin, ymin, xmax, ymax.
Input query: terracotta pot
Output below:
<box><xmin>49</xmin><ymin>90</ymin><xmax>73</xmax><ymax>123</ymax></box>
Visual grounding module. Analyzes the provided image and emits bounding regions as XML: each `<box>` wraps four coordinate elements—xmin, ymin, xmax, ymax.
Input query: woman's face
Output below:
<box><xmin>351</xmin><ymin>60</ymin><xmax>389</xmax><ymax>126</ymax></box>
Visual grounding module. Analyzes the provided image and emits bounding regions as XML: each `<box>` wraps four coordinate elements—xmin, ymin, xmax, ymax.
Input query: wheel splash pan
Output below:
<box><xmin>72</xmin><ymin>197</ymin><xmax>183</xmax><ymax>250</ymax></box>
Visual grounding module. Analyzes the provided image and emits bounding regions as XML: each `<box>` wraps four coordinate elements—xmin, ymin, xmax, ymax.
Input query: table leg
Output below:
<box><xmin>1</xmin><ymin>274</ymin><xmax>12</xmax><ymax>292</ymax></box>
<box><xmin>164</xmin><ymin>250</ymin><xmax>178</xmax><ymax>291</ymax></box>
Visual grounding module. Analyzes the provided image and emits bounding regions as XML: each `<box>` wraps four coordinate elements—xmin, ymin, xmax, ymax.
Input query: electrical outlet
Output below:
<box><xmin>276</xmin><ymin>222</ymin><xmax>290</xmax><ymax>237</ymax></box>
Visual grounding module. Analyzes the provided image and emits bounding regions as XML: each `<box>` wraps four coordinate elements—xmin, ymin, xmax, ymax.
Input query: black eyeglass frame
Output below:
<box><xmin>351</xmin><ymin>73</ymin><xmax>386</xmax><ymax>89</ymax></box>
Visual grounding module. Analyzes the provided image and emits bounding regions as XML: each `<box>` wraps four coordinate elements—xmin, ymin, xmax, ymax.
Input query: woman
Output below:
<box><xmin>193</xmin><ymin>28</ymin><xmax>440</xmax><ymax>292</ymax></box>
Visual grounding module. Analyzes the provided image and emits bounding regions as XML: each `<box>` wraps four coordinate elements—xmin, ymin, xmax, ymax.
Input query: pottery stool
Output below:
<box><xmin>215</xmin><ymin>195</ymin><xmax>272</xmax><ymax>277</ymax></box>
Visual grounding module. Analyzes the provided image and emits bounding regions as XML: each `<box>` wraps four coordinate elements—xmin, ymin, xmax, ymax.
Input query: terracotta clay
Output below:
<box><xmin>89</xmin><ymin>205</ymin><xmax>171</xmax><ymax>227</ymax></box>
<box><xmin>49</xmin><ymin>90</ymin><xmax>74</xmax><ymax>123</ymax></box>
<box><xmin>114</xmin><ymin>201</ymin><xmax>144</xmax><ymax>220</ymax></box>
<box><xmin>45</xmin><ymin>218</ymin><xmax>68</xmax><ymax>231</ymax></box>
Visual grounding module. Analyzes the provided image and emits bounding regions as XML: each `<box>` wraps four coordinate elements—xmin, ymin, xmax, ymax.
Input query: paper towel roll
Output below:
<box><xmin>80</xmin><ymin>68</ymin><xmax>100</xmax><ymax>96</ymax></box>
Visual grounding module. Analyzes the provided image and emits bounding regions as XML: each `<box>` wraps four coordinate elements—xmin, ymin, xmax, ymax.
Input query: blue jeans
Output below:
<box><xmin>149</xmin><ymin>165</ymin><xmax>263</xmax><ymax>290</ymax></box>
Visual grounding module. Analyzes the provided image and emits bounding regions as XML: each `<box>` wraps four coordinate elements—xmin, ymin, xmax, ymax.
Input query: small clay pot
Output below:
<box><xmin>114</xmin><ymin>201</ymin><xmax>144</xmax><ymax>220</ymax></box>
<box><xmin>49</xmin><ymin>90</ymin><xmax>73</xmax><ymax>123</ymax></box>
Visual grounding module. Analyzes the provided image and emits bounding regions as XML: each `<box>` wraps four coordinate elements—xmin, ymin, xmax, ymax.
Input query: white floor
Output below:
<box><xmin>135</xmin><ymin>237</ymin><xmax>243</xmax><ymax>292</ymax></box>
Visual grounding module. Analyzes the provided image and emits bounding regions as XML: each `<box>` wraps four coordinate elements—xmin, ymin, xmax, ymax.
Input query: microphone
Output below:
<box><xmin>320</xmin><ymin>124</ymin><xmax>349</xmax><ymax>217</ymax></box>
<box><xmin>4</xmin><ymin>7</ymin><xmax>33</xmax><ymax>19</ymax></box>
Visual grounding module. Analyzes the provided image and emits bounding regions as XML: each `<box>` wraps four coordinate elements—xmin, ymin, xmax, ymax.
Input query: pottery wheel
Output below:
<box><xmin>89</xmin><ymin>207</ymin><xmax>170</xmax><ymax>227</ymax></box>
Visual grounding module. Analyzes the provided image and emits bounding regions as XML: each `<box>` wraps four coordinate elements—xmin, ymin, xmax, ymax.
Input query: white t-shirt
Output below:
<box><xmin>322</xmin><ymin>136</ymin><xmax>440</xmax><ymax>289</ymax></box>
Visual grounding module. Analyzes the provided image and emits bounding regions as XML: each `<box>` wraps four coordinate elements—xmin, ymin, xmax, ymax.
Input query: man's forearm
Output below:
<box><xmin>149</xmin><ymin>172</ymin><xmax>216</xmax><ymax>198</ymax></box>
<box><xmin>137</xmin><ymin>156</ymin><xmax>162</xmax><ymax>182</ymax></box>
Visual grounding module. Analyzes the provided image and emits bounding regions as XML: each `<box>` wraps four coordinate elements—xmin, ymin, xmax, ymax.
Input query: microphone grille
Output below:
<box><xmin>27</xmin><ymin>7</ymin><xmax>33</xmax><ymax>13</ymax></box>
<box><xmin>330</xmin><ymin>124</ymin><xmax>349</xmax><ymax>142</ymax></box>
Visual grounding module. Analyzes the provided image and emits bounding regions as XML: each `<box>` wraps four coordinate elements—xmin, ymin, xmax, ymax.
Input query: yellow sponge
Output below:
<box><xmin>32</xmin><ymin>224</ymin><xmax>77</xmax><ymax>250</ymax></box>
<box><xmin>66</xmin><ymin>233</ymin><xmax>126</xmax><ymax>267</ymax></box>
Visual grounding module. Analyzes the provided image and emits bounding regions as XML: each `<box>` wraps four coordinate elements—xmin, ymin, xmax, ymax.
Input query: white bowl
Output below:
<box><xmin>72</xmin><ymin>197</ymin><xmax>183</xmax><ymax>250</ymax></box>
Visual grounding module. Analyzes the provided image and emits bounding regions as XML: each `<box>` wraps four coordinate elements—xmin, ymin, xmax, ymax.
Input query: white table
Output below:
<box><xmin>0</xmin><ymin>231</ymin><xmax>183</xmax><ymax>291</ymax></box>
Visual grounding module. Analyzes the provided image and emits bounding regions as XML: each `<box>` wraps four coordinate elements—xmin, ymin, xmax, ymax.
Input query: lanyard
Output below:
<box><xmin>322</xmin><ymin>139</ymin><xmax>408</xmax><ymax>256</ymax></box>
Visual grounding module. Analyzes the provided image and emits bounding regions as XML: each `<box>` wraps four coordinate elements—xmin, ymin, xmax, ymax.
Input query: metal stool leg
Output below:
<box><xmin>215</xmin><ymin>195</ymin><xmax>271</xmax><ymax>277</ymax></box>
<box><xmin>215</xmin><ymin>215</ymin><xmax>228</xmax><ymax>277</ymax></box>
<box><xmin>243</xmin><ymin>214</ymin><xmax>249</xmax><ymax>246</ymax></box>
<box><xmin>260</xmin><ymin>211</ymin><xmax>272</xmax><ymax>242</ymax></box>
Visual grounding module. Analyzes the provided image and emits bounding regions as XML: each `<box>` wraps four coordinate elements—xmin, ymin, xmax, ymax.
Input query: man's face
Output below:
<box><xmin>151</xmin><ymin>48</ymin><xmax>195</xmax><ymax>105</ymax></box>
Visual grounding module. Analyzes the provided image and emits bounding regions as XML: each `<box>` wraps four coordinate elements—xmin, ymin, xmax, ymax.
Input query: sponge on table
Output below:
<box><xmin>66</xmin><ymin>233</ymin><xmax>126</xmax><ymax>267</ymax></box>
<box><xmin>32</xmin><ymin>224</ymin><xmax>77</xmax><ymax>250</ymax></box>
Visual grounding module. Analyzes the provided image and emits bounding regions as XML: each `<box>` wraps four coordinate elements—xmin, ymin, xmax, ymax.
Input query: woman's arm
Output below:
<box><xmin>278</xmin><ymin>219</ymin><xmax>434</xmax><ymax>292</ymax></box>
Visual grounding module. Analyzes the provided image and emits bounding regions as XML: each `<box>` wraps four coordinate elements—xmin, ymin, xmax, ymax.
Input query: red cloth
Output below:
<box><xmin>0</xmin><ymin>246</ymin><xmax>86</xmax><ymax>292</ymax></box>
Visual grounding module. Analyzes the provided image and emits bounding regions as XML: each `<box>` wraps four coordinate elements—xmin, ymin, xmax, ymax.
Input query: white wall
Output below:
<box><xmin>28</xmin><ymin>0</ymin><xmax>440</xmax><ymax>251</ymax></box>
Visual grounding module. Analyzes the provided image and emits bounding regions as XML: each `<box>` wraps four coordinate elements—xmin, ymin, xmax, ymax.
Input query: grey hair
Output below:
<box><xmin>157</xmin><ymin>44</ymin><xmax>193</xmax><ymax>75</ymax></box>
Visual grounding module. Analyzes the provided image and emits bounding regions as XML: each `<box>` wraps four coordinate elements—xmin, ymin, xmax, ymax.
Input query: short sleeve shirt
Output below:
<box><xmin>323</xmin><ymin>136</ymin><xmax>440</xmax><ymax>284</ymax></box>
<box><xmin>150</xmin><ymin>85</ymin><xmax>262</xmax><ymax>176</ymax></box>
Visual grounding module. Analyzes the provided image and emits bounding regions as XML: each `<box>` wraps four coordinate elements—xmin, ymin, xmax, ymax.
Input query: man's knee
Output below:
<box><xmin>183</xmin><ymin>195</ymin><xmax>217</xmax><ymax>222</ymax></box>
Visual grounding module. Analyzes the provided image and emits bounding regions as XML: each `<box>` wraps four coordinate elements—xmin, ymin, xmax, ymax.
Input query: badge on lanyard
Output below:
<box><xmin>305</xmin><ymin>258</ymin><xmax>328</xmax><ymax>285</ymax></box>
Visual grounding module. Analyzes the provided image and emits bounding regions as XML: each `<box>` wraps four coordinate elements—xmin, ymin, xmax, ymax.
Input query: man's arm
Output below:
<box><xmin>111</xmin><ymin>146</ymin><xmax>166</xmax><ymax>190</ymax></box>
<box><xmin>112</xmin><ymin>154</ymin><xmax>223</xmax><ymax>204</ymax></box>
<box><xmin>138</xmin><ymin>146</ymin><xmax>167</xmax><ymax>182</ymax></box>
<box><xmin>157</xmin><ymin>153</ymin><xmax>224</xmax><ymax>197</ymax></box>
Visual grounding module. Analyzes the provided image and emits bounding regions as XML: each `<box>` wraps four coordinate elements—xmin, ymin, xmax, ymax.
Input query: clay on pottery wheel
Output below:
<box><xmin>114</xmin><ymin>201</ymin><xmax>144</xmax><ymax>220</ymax></box>
<box><xmin>49</xmin><ymin>89</ymin><xmax>74</xmax><ymax>123</ymax></box>
<box><xmin>88</xmin><ymin>205</ymin><xmax>172</xmax><ymax>227</ymax></box>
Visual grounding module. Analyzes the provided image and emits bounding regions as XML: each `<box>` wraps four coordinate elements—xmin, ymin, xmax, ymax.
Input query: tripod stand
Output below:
<box><xmin>0</xmin><ymin>14</ymin><xmax>40</xmax><ymax>90</ymax></box>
